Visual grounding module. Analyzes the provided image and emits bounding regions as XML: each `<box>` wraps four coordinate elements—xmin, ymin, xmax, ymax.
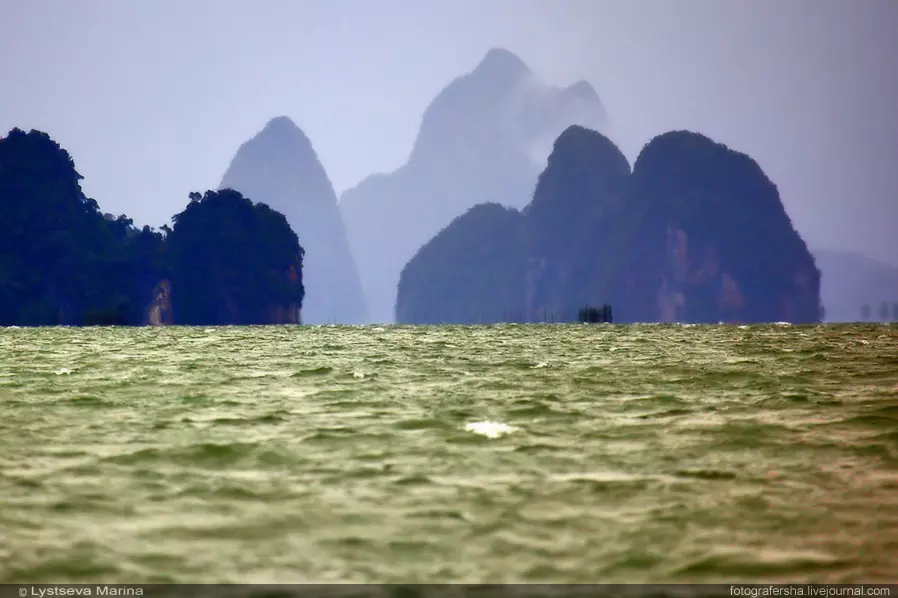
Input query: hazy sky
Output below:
<box><xmin>2</xmin><ymin>0</ymin><xmax>896</xmax><ymax>265</ymax></box>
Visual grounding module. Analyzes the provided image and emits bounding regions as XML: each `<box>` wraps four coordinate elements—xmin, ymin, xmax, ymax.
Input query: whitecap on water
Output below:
<box><xmin>531</xmin><ymin>361</ymin><xmax>549</xmax><ymax>369</ymax></box>
<box><xmin>353</xmin><ymin>371</ymin><xmax>365</xmax><ymax>379</ymax></box>
<box><xmin>54</xmin><ymin>368</ymin><xmax>73</xmax><ymax>376</ymax></box>
<box><xmin>464</xmin><ymin>421</ymin><xmax>518</xmax><ymax>439</ymax></box>
<box><xmin>738</xmin><ymin>325</ymin><xmax>750</xmax><ymax>330</ymax></box>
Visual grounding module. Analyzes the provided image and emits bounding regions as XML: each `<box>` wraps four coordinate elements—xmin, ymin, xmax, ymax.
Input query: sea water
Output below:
<box><xmin>1</xmin><ymin>323</ymin><xmax>896</xmax><ymax>583</ymax></box>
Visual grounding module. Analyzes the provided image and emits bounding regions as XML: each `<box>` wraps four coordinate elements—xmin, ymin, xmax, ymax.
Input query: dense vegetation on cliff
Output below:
<box><xmin>0</xmin><ymin>128</ymin><xmax>155</xmax><ymax>325</ymax></box>
<box><xmin>0</xmin><ymin>128</ymin><xmax>304</xmax><ymax>326</ymax></box>
<box><xmin>397</xmin><ymin>126</ymin><xmax>822</xmax><ymax>324</ymax></box>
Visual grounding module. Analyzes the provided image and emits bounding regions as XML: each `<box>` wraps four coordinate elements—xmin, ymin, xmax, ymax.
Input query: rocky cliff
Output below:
<box><xmin>397</xmin><ymin>127</ymin><xmax>822</xmax><ymax>324</ymax></box>
<box><xmin>145</xmin><ymin>279</ymin><xmax>173</xmax><ymax>326</ymax></box>
<box><xmin>611</xmin><ymin>130</ymin><xmax>821</xmax><ymax>323</ymax></box>
<box><xmin>341</xmin><ymin>48</ymin><xmax>610</xmax><ymax>323</ymax></box>
<box><xmin>221</xmin><ymin>116</ymin><xmax>366</xmax><ymax>324</ymax></box>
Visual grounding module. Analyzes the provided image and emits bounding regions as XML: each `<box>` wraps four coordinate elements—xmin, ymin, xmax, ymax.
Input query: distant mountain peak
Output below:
<box><xmin>264</xmin><ymin>115</ymin><xmax>299</xmax><ymax>131</ymax></box>
<box><xmin>231</xmin><ymin>116</ymin><xmax>317</xmax><ymax>167</ymax></box>
<box><xmin>472</xmin><ymin>48</ymin><xmax>531</xmax><ymax>79</ymax></box>
<box><xmin>527</xmin><ymin>125</ymin><xmax>630</xmax><ymax>219</ymax></box>
<box><xmin>554</xmin><ymin>124</ymin><xmax>598</xmax><ymax>145</ymax></box>
<box><xmin>253</xmin><ymin>116</ymin><xmax>309</xmax><ymax>145</ymax></box>
<box><xmin>565</xmin><ymin>80</ymin><xmax>601</xmax><ymax>102</ymax></box>
<box><xmin>546</xmin><ymin>125</ymin><xmax>626</xmax><ymax>170</ymax></box>
<box><xmin>219</xmin><ymin>117</ymin><xmax>369</xmax><ymax>324</ymax></box>
<box><xmin>341</xmin><ymin>51</ymin><xmax>612</xmax><ymax>323</ymax></box>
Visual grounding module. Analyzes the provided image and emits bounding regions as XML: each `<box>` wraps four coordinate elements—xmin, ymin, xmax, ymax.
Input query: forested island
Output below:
<box><xmin>7</xmin><ymin>47</ymin><xmax>889</xmax><ymax>327</ymax></box>
<box><xmin>397</xmin><ymin>126</ymin><xmax>823</xmax><ymax>324</ymax></box>
<box><xmin>0</xmin><ymin>122</ymin><xmax>826</xmax><ymax>327</ymax></box>
<box><xmin>0</xmin><ymin>128</ymin><xmax>305</xmax><ymax>326</ymax></box>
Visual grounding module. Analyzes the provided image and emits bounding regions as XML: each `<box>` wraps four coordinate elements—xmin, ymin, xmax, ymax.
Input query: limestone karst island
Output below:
<box><xmin>1</xmin><ymin>49</ymin><xmax>853</xmax><ymax>327</ymax></box>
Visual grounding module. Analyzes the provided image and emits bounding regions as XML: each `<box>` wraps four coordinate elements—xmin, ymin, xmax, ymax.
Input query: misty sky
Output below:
<box><xmin>2</xmin><ymin>0</ymin><xmax>896</xmax><ymax>265</ymax></box>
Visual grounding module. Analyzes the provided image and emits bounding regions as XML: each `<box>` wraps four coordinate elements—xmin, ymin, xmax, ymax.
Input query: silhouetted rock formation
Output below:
<box><xmin>341</xmin><ymin>47</ymin><xmax>609</xmax><ymax>322</ymax></box>
<box><xmin>397</xmin><ymin>127</ymin><xmax>822</xmax><ymax>324</ymax></box>
<box><xmin>613</xmin><ymin>131</ymin><xmax>821</xmax><ymax>323</ymax></box>
<box><xmin>522</xmin><ymin>125</ymin><xmax>631</xmax><ymax>322</ymax></box>
<box><xmin>0</xmin><ymin>128</ymin><xmax>164</xmax><ymax>325</ymax></box>
<box><xmin>221</xmin><ymin>116</ymin><xmax>367</xmax><ymax>324</ymax></box>
<box><xmin>167</xmin><ymin>189</ymin><xmax>305</xmax><ymax>325</ymax></box>
<box><xmin>396</xmin><ymin>203</ymin><xmax>527</xmax><ymax>324</ymax></box>
<box><xmin>0</xmin><ymin>127</ymin><xmax>305</xmax><ymax>326</ymax></box>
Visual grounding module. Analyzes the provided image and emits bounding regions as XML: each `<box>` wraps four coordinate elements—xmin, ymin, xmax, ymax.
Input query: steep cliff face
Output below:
<box><xmin>341</xmin><ymin>48</ymin><xmax>610</xmax><ymax>322</ymax></box>
<box><xmin>221</xmin><ymin>116</ymin><xmax>366</xmax><ymax>324</ymax></box>
<box><xmin>145</xmin><ymin>279</ymin><xmax>173</xmax><ymax>325</ymax></box>
<box><xmin>397</xmin><ymin>127</ymin><xmax>821</xmax><ymax>324</ymax></box>
<box><xmin>612</xmin><ymin>131</ymin><xmax>822</xmax><ymax>323</ymax></box>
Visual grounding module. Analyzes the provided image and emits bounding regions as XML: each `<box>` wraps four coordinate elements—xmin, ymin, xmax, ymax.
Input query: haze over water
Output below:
<box><xmin>1</xmin><ymin>324</ymin><xmax>896</xmax><ymax>584</ymax></box>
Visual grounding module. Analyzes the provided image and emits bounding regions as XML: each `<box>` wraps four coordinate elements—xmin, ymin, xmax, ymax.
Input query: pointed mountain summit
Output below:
<box><xmin>564</xmin><ymin>80</ymin><xmax>601</xmax><ymax>101</ymax></box>
<box><xmin>471</xmin><ymin>47</ymin><xmax>532</xmax><ymax>81</ymax></box>
<box><xmin>340</xmin><ymin>48</ymin><xmax>611</xmax><ymax>322</ymax></box>
<box><xmin>220</xmin><ymin>116</ymin><xmax>367</xmax><ymax>324</ymax></box>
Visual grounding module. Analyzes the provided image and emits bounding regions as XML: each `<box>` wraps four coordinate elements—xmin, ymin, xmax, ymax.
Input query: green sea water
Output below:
<box><xmin>0</xmin><ymin>323</ymin><xmax>896</xmax><ymax>584</ymax></box>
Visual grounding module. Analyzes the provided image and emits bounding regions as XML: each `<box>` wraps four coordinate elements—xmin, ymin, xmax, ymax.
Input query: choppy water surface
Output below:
<box><xmin>0</xmin><ymin>324</ymin><xmax>896</xmax><ymax>584</ymax></box>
